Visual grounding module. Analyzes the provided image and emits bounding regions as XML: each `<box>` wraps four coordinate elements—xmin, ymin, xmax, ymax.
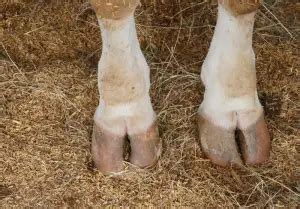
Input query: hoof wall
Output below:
<box><xmin>129</xmin><ymin>122</ymin><xmax>162</xmax><ymax>168</ymax></box>
<box><xmin>92</xmin><ymin>124</ymin><xmax>125</xmax><ymax>175</ymax></box>
<box><xmin>198</xmin><ymin>114</ymin><xmax>242</xmax><ymax>167</ymax></box>
<box><xmin>198</xmin><ymin>113</ymin><xmax>271</xmax><ymax>166</ymax></box>
<box><xmin>92</xmin><ymin>121</ymin><xmax>161</xmax><ymax>174</ymax></box>
<box><xmin>239</xmin><ymin>116</ymin><xmax>271</xmax><ymax>165</ymax></box>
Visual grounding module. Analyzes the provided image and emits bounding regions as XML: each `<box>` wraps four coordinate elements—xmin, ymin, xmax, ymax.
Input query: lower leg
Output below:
<box><xmin>91</xmin><ymin>2</ymin><xmax>160</xmax><ymax>174</ymax></box>
<box><xmin>198</xmin><ymin>1</ymin><xmax>270</xmax><ymax>166</ymax></box>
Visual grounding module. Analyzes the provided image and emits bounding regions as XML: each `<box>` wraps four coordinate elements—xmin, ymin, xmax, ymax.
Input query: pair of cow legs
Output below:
<box><xmin>90</xmin><ymin>0</ymin><xmax>271</xmax><ymax>174</ymax></box>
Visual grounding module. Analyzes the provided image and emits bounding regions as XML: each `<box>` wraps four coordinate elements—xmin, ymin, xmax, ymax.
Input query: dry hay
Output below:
<box><xmin>0</xmin><ymin>0</ymin><xmax>299</xmax><ymax>207</ymax></box>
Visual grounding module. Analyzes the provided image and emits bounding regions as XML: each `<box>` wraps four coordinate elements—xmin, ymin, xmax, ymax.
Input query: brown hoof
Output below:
<box><xmin>238</xmin><ymin>116</ymin><xmax>271</xmax><ymax>165</ymax></box>
<box><xmin>197</xmin><ymin>114</ymin><xmax>242</xmax><ymax>166</ymax></box>
<box><xmin>129</xmin><ymin>122</ymin><xmax>161</xmax><ymax>168</ymax></box>
<box><xmin>92</xmin><ymin>123</ymin><xmax>125</xmax><ymax>175</ymax></box>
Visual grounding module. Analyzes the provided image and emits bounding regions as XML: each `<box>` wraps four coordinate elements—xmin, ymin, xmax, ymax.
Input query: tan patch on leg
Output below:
<box><xmin>238</xmin><ymin>115</ymin><xmax>271</xmax><ymax>165</ymax></box>
<box><xmin>99</xmin><ymin>65</ymin><xmax>146</xmax><ymax>105</ymax></box>
<box><xmin>220</xmin><ymin>0</ymin><xmax>262</xmax><ymax>16</ymax></box>
<box><xmin>129</xmin><ymin>122</ymin><xmax>161</xmax><ymax>168</ymax></box>
<box><xmin>90</xmin><ymin>0</ymin><xmax>140</xmax><ymax>19</ymax></box>
<box><xmin>197</xmin><ymin>113</ymin><xmax>242</xmax><ymax>166</ymax></box>
<box><xmin>219</xmin><ymin>54</ymin><xmax>256</xmax><ymax>98</ymax></box>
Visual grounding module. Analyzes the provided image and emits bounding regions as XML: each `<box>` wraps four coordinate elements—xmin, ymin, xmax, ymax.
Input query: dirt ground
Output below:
<box><xmin>0</xmin><ymin>0</ymin><xmax>299</xmax><ymax>207</ymax></box>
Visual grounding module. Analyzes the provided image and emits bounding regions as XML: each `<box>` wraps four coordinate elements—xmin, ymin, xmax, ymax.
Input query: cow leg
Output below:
<box><xmin>90</xmin><ymin>0</ymin><xmax>161</xmax><ymax>175</ymax></box>
<box><xmin>198</xmin><ymin>0</ymin><xmax>271</xmax><ymax>166</ymax></box>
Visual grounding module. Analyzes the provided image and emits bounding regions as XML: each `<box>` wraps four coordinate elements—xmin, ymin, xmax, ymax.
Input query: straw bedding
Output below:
<box><xmin>0</xmin><ymin>0</ymin><xmax>299</xmax><ymax>207</ymax></box>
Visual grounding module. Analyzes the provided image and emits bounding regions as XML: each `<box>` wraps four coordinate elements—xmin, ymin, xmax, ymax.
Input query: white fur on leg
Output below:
<box><xmin>199</xmin><ymin>5</ymin><xmax>262</xmax><ymax>129</ymax></box>
<box><xmin>95</xmin><ymin>15</ymin><xmax>156</xmax><ymax>136</ymax></box>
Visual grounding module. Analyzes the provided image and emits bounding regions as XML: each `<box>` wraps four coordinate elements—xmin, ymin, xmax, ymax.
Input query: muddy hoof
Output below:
<box><xmin>92</xmin><ymin>123</ymin><xmax>125</xmax><ymax>175</ymax></box>
<box><xmin>197</xmin><ymin>114</ymin><xmax>242</xmax><ymax>166</ymax></box>
<box><xmin>129</xmin><ymin>122</ymin><xmax>162</xmax><ymax>168</ymax></box>
<box><xmin>238</xmin><ymin>116</ymin><xmax>271</xmax><ymax>165</ymax></box>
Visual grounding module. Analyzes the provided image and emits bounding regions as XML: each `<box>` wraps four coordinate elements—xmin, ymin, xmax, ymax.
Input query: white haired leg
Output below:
<box><xmin>92</xmin><ymin>14</ymin><xmax>161</xmax><ymax>174</ymax></box>
<box><xmin>198</xmin><ymin>4</ymin><xmax>270</xmax><ymax>166</ymax></box>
